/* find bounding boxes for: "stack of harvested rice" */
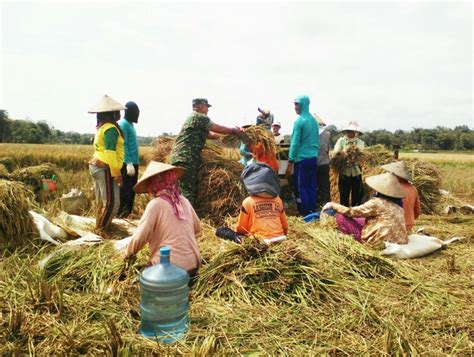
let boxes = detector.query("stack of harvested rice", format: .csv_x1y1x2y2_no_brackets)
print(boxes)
221,125,277,155
0,157,16,172
148,136,246,223
0,164,9,177
9,163,59,197
329,145,441,213
0,180,36,249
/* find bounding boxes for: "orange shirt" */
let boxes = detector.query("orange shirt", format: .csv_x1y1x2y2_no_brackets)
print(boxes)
249,142,279,172
399,180,421,232
236,195,288,238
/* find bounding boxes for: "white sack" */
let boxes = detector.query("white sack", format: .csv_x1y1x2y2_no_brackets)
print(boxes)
381,234,463,259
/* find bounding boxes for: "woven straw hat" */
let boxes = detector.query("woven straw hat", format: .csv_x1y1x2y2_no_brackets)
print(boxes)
88,95,126,114
365,173,406,199
313,113,326,126
133,161,184,194
341,121,363,134
381,161,412,181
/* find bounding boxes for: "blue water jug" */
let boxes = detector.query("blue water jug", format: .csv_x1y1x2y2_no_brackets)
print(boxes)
139,246,190,344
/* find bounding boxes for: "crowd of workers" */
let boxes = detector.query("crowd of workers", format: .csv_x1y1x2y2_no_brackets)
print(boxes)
87,94,420,275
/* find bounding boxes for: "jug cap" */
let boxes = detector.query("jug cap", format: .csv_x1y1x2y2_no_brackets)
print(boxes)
160,246,171,256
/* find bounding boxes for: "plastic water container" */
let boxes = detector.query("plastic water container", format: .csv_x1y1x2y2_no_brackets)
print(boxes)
139,246,190,344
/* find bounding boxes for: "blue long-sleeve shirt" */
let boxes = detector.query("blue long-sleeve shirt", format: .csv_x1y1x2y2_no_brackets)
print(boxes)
118,118,139,165
288,95,319,163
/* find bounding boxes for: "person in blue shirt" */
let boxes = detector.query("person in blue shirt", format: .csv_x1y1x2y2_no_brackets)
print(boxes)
117,101,140,218
285,95,319,216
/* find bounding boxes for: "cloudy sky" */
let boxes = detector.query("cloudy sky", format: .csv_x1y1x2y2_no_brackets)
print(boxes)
1,1,472,137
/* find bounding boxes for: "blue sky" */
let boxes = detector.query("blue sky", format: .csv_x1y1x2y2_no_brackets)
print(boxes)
1,1,472,136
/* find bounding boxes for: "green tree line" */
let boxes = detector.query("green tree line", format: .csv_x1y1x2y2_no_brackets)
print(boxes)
0,110,154,145
1,110,472,150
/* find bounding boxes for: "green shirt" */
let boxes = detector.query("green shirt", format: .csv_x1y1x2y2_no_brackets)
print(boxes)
170,111,214,166
333,136,365,177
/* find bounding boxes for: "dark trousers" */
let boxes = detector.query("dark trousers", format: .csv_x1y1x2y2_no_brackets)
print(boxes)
338,174,363,207
316,164,330,210
176,161,200,207
118,163,139,218
293,157,318,216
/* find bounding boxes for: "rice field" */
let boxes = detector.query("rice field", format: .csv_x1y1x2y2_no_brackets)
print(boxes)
0,143,473,355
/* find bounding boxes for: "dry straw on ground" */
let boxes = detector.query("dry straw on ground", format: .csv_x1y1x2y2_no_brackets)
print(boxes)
1,215,472,355
0,179,36,249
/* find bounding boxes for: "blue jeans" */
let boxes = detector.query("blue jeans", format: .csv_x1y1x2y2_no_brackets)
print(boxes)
293,157,318,216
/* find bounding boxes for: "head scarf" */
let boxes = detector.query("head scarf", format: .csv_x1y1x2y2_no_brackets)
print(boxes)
147,170,186,220
125,101,140,123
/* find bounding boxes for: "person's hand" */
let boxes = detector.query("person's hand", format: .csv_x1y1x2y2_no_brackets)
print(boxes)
113,175,123,187
232,127,243,136
285,162,293,178
126,163,135,176
321,202,333,212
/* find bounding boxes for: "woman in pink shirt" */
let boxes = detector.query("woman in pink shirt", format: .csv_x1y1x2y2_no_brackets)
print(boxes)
124,161,201,276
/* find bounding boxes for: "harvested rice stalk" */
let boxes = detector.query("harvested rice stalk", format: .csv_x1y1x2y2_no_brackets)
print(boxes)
0,179,36,249
0,156,16,172
221,125,277,156
9,163,59,196
0,164,8,177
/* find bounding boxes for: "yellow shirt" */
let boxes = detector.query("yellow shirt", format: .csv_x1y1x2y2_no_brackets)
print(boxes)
93,123,124,177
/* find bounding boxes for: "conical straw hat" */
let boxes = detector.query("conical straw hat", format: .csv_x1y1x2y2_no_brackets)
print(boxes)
365,173,406,199
88,95,126,113
381,161,412,181
341,121,363,134
133,161,184,194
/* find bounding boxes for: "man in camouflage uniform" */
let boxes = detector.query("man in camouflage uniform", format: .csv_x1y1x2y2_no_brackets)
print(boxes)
170,98,243,206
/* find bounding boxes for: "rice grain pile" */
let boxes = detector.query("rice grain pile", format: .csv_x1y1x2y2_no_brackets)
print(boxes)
0,179,36,249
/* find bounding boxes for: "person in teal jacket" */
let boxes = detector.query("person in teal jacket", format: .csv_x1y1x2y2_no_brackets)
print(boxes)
285,95,319,216
117,101,140,218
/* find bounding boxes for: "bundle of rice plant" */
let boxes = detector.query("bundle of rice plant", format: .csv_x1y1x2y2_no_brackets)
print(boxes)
0,179,36,249
221,125,277,156
0,156,16,172
0,164,9,177
147,137,245,224
9,163,60,196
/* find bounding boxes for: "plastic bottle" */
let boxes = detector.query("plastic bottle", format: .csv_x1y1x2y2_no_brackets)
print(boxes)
139,246,190,344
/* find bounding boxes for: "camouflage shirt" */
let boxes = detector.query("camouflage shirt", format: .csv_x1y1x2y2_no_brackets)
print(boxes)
170,111,214,165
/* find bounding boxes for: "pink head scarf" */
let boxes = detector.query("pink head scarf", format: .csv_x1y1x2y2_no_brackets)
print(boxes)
147,170,186,220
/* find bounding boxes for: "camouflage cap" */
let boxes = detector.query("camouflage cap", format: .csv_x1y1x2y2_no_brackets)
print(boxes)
192,98,212,107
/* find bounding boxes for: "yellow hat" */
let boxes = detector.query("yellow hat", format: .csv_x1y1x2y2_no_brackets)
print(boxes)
133,161,184,194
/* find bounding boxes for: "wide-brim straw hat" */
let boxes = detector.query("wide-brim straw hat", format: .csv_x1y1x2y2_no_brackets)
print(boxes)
381,161,412,181
365,173,406,199
341,121,363,134
88,95,126,114
313,113,326,126
133,161,184,194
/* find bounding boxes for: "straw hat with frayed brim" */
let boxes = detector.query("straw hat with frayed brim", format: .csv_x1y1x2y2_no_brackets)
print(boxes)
88,95,126,114
365,173,406,199
133,161,184,194
381,161,412,181
341,121,363,134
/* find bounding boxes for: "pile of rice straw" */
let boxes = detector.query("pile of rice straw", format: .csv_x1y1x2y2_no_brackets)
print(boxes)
8,163,59,197
0,179,36,249
148,136,246,223
1,215,472,355
0,157,16,172
329,145,441,213
0,164,9,177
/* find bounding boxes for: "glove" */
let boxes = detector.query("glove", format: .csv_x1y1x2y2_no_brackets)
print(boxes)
126,163,136,176
321,202,333,212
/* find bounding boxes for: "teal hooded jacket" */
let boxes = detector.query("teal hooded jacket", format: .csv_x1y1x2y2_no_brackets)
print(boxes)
289,95,319,163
